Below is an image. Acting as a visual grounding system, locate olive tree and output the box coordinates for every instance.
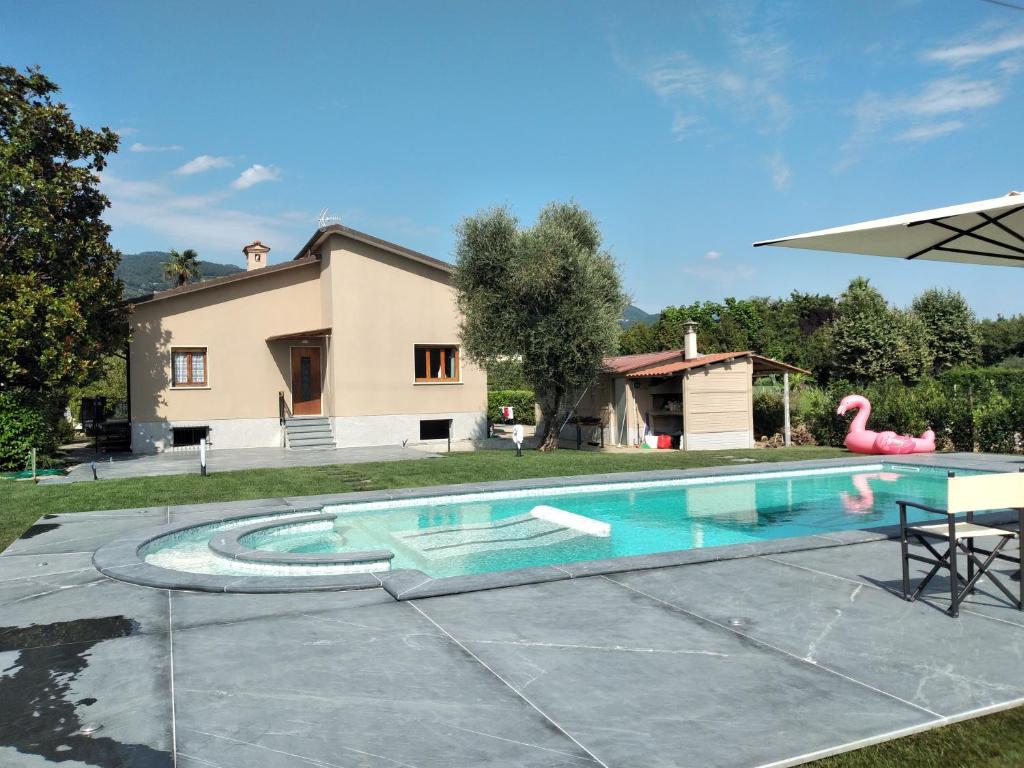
[454,202,627,451]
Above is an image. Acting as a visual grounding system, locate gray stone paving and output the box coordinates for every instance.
[56,444,441,483]
[5,456,1024,766]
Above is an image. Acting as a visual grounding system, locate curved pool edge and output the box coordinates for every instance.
[90,454,1016,599]
[93,506,394,594]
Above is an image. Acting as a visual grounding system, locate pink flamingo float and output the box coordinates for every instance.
[836,394,935,455]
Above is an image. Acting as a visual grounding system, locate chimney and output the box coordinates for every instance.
[683,321,699,360]
[243,241,270,271]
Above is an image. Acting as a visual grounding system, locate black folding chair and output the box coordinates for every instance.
[898,471,1024,618]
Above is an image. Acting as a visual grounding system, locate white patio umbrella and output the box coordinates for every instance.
[753,191,1024,266]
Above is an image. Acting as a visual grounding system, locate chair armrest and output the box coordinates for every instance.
[896,499,952,518]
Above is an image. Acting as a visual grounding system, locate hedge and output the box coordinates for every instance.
[0,391,62,470]
[792,369,1024,453]
[487,389,536,425]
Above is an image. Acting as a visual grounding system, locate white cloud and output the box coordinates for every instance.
[924,28,1024,67]
[837,77,1003,170]
[115,127,138,137]
[671,112,699,138]
[101,173,298,254]
[704,250,721,261]
[766,152,791,191]
[231,164,282,190]
[622,11,791,140]
[895,120,964,142]
[905,77,1002,115]
[173,155,232,176]
[129,142,183,153]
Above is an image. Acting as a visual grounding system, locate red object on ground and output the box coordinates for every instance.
[657,434,672,449]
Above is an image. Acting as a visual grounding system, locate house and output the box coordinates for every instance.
[127,225,487,452]
[563,322,807,450]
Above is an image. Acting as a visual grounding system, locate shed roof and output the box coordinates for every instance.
[605,349,809,378]
[603,349,683,374]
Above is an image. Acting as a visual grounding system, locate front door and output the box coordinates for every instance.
[291,347,322,416]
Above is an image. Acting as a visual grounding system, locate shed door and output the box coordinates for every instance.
[291,347,322,416]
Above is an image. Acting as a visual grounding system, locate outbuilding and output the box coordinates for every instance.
[567,323,807,450]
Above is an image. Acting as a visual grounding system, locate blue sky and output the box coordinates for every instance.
[5,1,1024,317]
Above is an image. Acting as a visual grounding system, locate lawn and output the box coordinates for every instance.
[3,443,1022,767]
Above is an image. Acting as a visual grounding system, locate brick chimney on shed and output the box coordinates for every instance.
[243,241,270,271]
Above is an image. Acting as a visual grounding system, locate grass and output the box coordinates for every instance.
[3,443,1022,766]
[811,707,1024,767]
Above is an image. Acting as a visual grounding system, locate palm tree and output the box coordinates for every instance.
[162,249,201,287]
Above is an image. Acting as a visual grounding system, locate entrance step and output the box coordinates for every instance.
[284,417,335,449]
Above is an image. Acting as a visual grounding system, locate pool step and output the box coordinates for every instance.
[393,514,591,560]
[284,417,336,450]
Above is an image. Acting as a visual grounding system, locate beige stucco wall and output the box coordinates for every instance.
[320,234,487,418]
[129,262,323,423]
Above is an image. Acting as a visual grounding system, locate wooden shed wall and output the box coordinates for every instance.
[683,358,754,449]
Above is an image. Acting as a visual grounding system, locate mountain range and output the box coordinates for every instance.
[116,252,660,325]
[116,252,243,298]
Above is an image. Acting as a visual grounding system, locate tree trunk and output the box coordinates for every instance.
[536,390,564,452]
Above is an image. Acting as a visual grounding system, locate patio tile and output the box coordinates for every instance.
[414,576,936,768]
[770,539,1024,627]
[169,588,393,632]
[0,626,172,766]
[0,551,98,584]
[170,593,598,767]
[609,556,1024,718]
[0,569,169,643]
[2,509,168,556]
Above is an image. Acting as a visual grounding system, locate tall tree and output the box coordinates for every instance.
[0,65,126,392]
[911,288,981,374]
[162,248,201,287]
[821,277,931,385]
[454,202,628,451]
[977,314,1024,366]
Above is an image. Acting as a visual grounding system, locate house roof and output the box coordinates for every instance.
[605,349,809,378]
[131,223,453,307]
[129,256,320,305]
[295,224,454,274]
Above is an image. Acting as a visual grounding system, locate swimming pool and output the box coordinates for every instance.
[140,462,974,580]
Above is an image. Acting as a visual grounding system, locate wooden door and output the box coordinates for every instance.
[291,347,322,416]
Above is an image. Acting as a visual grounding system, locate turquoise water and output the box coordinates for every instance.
[242,463,975,579]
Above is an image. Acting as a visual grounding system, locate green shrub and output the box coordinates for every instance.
[973,392,1017,453]
[487,389,536,425]
[752,392,784,439]
[0,391,61,470]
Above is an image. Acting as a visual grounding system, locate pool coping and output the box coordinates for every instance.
[92,453,1021,599]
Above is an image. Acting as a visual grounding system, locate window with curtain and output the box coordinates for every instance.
[171,348,208,387]
[414,346,460,382]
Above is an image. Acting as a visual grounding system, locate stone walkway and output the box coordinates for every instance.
[3,476,1024,766]
[53,444,441,483]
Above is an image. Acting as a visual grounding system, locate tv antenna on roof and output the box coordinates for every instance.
[317,208,341,229]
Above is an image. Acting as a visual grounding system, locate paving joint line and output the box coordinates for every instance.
[407,600,609,768]
[600,574,944,720]
[168,590,178,767]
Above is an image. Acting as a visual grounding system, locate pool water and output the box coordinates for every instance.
[174,462,971,579]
